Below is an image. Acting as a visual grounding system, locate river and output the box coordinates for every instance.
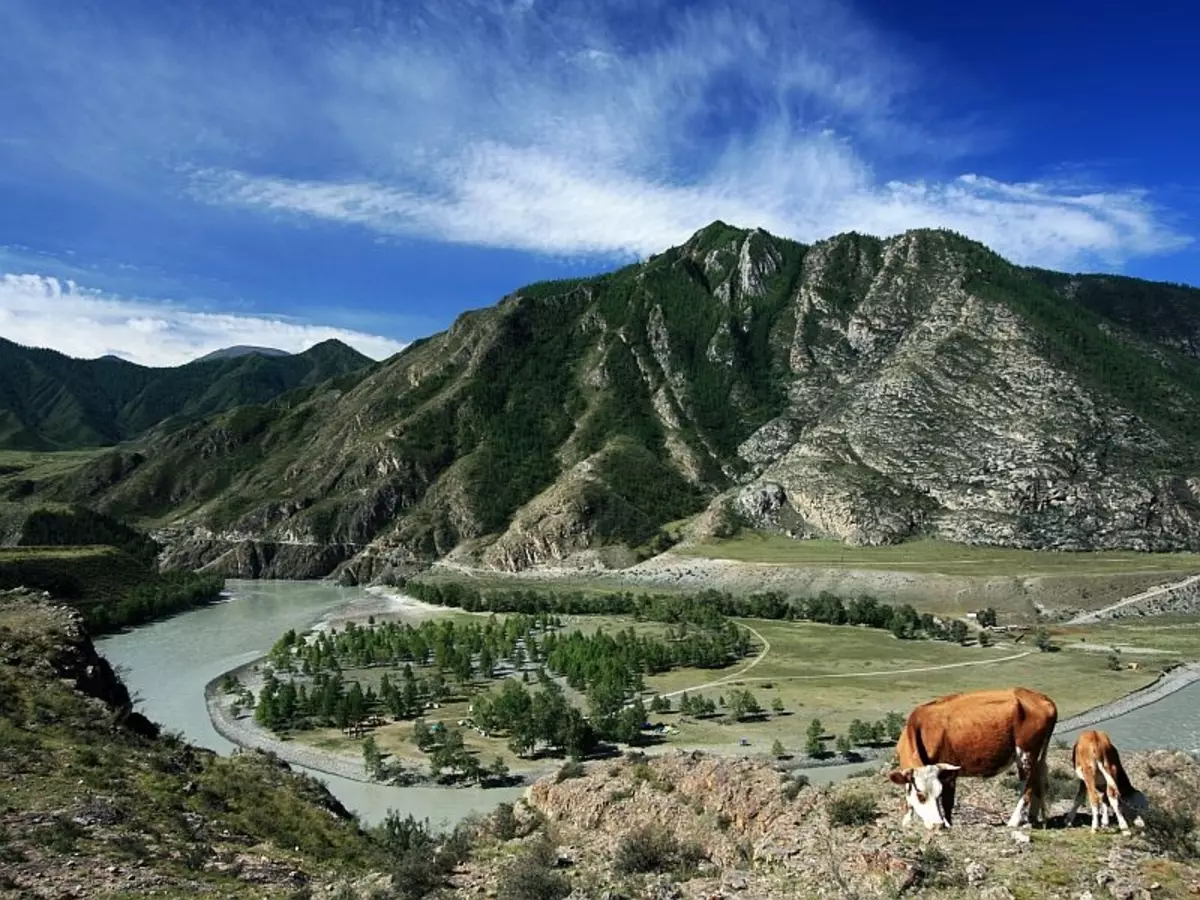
[1060,683,1200,754]
[96,580,529,828]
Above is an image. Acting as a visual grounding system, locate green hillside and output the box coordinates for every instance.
[0,504,224,631]
[0,337,375,450]
[12,223,1200,577]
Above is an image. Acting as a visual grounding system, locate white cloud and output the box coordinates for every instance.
[186,0,1188,271]
[0,274,407,366]
[201,139,1188,271]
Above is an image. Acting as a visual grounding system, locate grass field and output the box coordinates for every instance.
[681,533,1200,577]
[1054,616,1200,659]
[637,618,1161,755]
[284,611,1176,774]
[0,448,105,482]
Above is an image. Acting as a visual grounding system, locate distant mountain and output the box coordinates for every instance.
[192,345,292,363]
[21,223,1200,578]
[0,337,373,450]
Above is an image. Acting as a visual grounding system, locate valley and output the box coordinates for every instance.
[4,223,1200,897]
[185,578,1200,803]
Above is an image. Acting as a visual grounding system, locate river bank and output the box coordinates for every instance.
[1058,661,1200,734]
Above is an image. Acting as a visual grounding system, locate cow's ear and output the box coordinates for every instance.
[887,769,911,786]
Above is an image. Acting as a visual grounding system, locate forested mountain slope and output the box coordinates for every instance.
[0,337,373,450]
[19,223,1200,578]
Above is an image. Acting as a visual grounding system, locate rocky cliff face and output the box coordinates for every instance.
[26,223,1200,576]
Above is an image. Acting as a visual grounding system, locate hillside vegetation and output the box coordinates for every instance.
[0,337,373,451]
[0,591,395,897]
[13,223,1200,579]
[0,505,223,631]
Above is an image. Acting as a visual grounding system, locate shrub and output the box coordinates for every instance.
[555,760,585,783]
[497,838,571,900]
[828,794,878,827]
[36,817,84,854]
[781,774,810,801]
[1142,806,1199,859]
[493,803,519,841]
[614,824,704,875]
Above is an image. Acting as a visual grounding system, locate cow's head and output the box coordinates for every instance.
[888,763,960,829]
[1123,789,1149,828]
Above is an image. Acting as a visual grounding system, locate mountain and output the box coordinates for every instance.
[0,337,374,450]
[22,223,1200,578]
[192,344,292,363]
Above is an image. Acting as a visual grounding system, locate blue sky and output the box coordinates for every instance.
[1,0,1197,366]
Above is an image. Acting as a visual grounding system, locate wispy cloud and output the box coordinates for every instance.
[200,143,1188,270]
[0,274,407,366]
[1,0,1191,280]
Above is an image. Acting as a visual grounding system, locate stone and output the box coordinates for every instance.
[965,860,988,885]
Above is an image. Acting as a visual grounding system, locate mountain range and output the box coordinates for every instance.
[0,338,373,450]
[14,222,1200,577]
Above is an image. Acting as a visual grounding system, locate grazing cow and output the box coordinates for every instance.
[1067,730,1147,833]
[887,687,1058,830]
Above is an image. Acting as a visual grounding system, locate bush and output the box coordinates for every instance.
[493,803,519,841]
[614,824,704,875]
[1142,806,1199,859]
[382,813,477,900]
[497,838,571,900]
[828,793,878,827]
[555,760,585,783]
[781,774,809,801]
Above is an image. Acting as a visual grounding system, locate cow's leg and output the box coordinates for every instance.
[1029,739,1053,826]
[1099,767,1131,833]
[1067,769,1088,826]
[1007,748,1032,828]
[1086,764,1105,831]
[940,776,958,827]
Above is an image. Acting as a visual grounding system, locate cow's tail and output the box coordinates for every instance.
[1111,745,1137,799]
[1032,702,1058,821]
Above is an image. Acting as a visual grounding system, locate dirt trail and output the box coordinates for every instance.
[1066,573,1200,625]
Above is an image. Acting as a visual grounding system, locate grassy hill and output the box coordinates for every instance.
[0,337,375,450]
[0,504,223,632]
[11,223,1200,579]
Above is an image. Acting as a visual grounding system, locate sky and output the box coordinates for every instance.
[1,0,1197,367]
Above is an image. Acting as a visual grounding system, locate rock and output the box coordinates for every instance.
[1010,830,1031,844]
[965,860,988,885]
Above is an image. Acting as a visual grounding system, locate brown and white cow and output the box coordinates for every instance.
[887,687,1058,830]
[1067,730,1147,833]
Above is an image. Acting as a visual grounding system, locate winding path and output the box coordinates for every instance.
[1067,573,1200,625]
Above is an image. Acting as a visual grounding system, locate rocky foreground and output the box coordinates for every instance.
[433,749,1200,900]
[3,588,1199,899]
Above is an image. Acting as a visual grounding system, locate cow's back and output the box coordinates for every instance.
[902,688,1057,778]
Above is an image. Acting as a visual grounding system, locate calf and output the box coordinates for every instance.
[887,687,1058,830]
[1068,730,1147,833]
